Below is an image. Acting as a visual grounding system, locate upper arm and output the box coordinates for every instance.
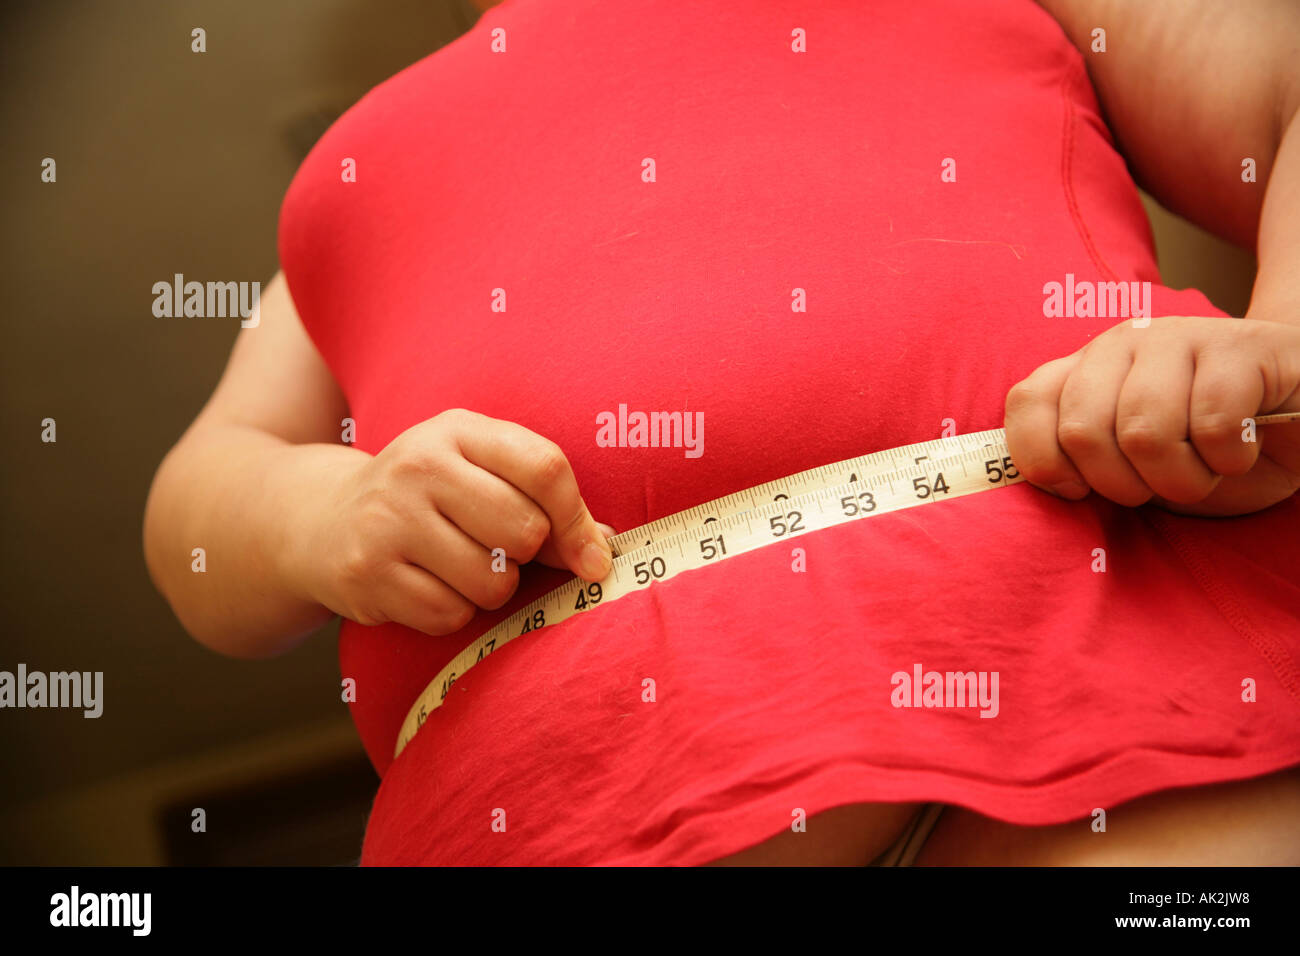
[190,270,348,445]
[1037,0,1300,250]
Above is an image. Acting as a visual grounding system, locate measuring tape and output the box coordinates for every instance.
[393,412,1300,757]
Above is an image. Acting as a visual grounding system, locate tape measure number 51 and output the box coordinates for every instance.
[393,411,1300,757]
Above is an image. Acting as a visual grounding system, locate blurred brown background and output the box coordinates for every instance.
[0,0,1257,864]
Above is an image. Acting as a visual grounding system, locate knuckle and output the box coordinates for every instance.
[1056,419,1105,455]
[1188,412,1239,446]
[515,511,550,557]
[1003,382,1042,417]
[1114,417,1166,457]
[432,407,485,438]
[435,407,472,427]
[531,442,570,488]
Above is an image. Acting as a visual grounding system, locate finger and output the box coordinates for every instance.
[1003,354,1089,499]
[375,563,477,636]
[450,412,612,581]
[1187,339,1264,477]
[535,523,617,570]
[533,537,567,570]
[399,510,520,611]
[1251,319,1300,415]
[427,457,552,563]
[1115,342,1220,503]
[1057,338,1153,506]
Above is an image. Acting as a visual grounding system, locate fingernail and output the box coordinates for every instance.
[1049,480,1089,499]
[580,539,612,580]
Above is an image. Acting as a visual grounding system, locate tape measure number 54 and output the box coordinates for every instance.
[393,412,1300,757]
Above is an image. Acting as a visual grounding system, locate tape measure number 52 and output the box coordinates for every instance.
[393,411,1300,757]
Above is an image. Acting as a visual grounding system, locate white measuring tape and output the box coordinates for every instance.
[394,413,1300,757]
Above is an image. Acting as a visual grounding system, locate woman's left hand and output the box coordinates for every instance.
[1004,314,1300,517]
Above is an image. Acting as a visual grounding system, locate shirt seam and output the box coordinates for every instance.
[1142,507,1300,706]
[1058,52,1120,283]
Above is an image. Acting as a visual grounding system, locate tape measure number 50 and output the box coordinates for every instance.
[393,412,1300,757]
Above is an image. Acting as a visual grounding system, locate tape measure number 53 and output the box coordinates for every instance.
[393,412,1300,757]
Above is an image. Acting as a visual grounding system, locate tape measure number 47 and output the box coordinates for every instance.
[393,412,1300,757]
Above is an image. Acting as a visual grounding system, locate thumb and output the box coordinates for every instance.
[535,510,614,580]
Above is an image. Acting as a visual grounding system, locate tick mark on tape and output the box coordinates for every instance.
[395,427,1025,758]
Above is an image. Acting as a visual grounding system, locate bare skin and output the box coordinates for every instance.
[1008,0,1300,512]
[145,0,1300,863]
[950,0,1300,866]
[916,767,1300,866]
[706,803,923,867]
[702,769,1300,867]
[143,273,615,659]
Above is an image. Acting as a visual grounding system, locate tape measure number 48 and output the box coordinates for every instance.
[393,412,1300,757]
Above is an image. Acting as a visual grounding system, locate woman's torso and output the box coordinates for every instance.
[277,0,1300,864]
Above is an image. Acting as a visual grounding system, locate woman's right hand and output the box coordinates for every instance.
[283,408,615,636]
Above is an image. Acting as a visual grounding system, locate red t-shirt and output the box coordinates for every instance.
[278,0,1300,864]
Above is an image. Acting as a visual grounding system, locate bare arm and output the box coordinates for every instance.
[144,273,614,660]
[1037,0,1300,323]
[143,272,360,658]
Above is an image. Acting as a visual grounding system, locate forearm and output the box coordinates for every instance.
[1247,109,1300,328]
[143,424,368,658]
[1039,0,1300,326]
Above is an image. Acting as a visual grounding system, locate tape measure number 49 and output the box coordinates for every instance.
[393,412,1300,757]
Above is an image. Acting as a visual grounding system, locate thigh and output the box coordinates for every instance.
[915,765,1300,865]
[704,801,922,866]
